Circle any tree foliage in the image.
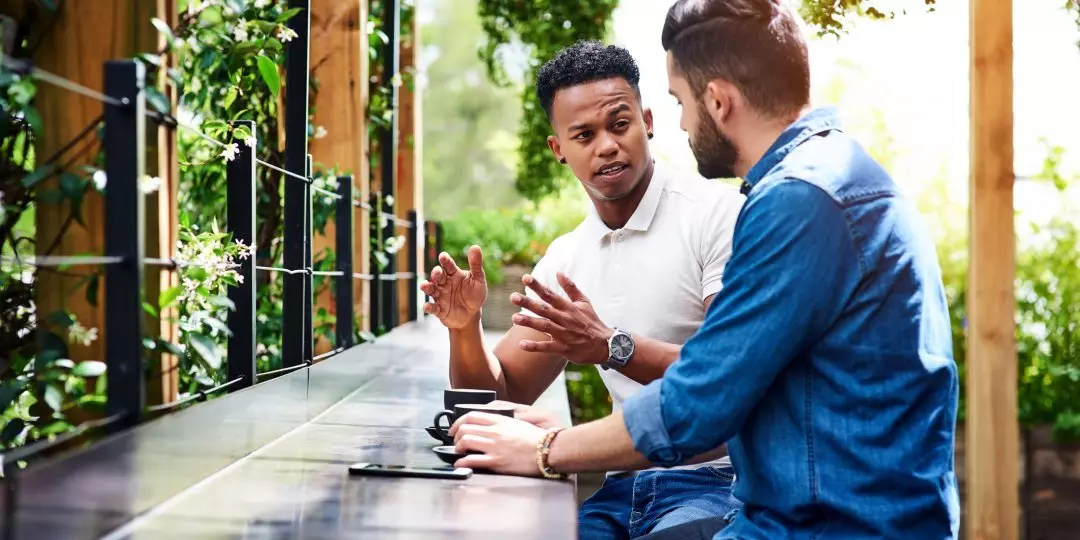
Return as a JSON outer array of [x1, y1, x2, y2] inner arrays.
[[476, 0, 620, 201], [476, 0, 942, 201]]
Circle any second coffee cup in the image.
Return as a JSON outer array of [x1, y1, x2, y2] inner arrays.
[[433, 403, 515, 440]]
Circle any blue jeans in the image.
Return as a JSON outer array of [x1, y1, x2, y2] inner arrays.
[[578, 466, 741, 539]]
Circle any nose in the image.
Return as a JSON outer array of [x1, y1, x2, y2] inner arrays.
[[595, 131, 618, 157]]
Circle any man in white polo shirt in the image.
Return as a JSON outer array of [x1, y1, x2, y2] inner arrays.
[[420, 41, 745, 539]]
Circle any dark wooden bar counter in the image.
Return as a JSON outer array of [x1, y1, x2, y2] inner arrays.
[[0, 318, 576, 539]]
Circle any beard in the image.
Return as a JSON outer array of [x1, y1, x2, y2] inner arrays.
[[688, 106, 739, 179]]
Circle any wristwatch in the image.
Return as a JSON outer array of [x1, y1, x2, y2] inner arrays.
[[602, 328, 635, 370]]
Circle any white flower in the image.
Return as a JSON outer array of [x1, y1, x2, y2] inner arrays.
[[220, 143, 239, 162], [92, 170, 107, 191], [276, 26, 298, 42], [314, 126, 327, 139], [385, 194, 394, 206], [233, 24, 248, 43], [390, 73, 403, 88], [140, 175, 162, 194], [384, 235, 406, 254], [254, 0, 271, 8], [68, 322, 99, 347], [244, 135, 256, 148]]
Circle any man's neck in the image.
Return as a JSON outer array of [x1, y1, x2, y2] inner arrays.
[[735, 106, 811, 179], [591, 159, 655, 230]]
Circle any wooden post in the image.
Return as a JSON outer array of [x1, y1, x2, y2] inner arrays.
[[968, 0, 1018, 538], [147, 0, 180, 405], [31, 1, 157, 366], [395, 13, 421, 324], [309, 0, 370, 346]]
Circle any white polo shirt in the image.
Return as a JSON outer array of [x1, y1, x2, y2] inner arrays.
[[523, 161, 745, 471]]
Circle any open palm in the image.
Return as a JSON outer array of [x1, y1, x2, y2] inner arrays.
[[420, 246, 487, 329]]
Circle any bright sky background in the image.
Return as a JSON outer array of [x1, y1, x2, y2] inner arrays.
[[611, 0, 1080, 214]]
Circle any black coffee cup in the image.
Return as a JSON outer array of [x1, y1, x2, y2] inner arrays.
[[442, 388, 497, 411], [433, 403, 515, 441]]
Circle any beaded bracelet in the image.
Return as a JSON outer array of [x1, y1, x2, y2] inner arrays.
[[536, 427, 567, 479]]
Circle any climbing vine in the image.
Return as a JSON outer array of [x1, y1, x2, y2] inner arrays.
[[476, 0, 620, 201]]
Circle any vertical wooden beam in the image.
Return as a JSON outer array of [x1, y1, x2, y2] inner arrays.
[[147, 0, 180, 406], [309, 0, 369, 348], [33, 0, 157, 365], [395, 13, 420, 324], [968, 0, 1017, 538]]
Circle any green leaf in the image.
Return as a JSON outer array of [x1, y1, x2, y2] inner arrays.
[[202, 317, 233, 337], [256, 56, 280, 97], [0, 419, 27, 445], [0, 379, 28, 412], [150, 18, 174, 43], [73, 361, 107, 378], [160, 285, 183, 308], [85, 274, 100, 307], [157, 339, 184, 357], [46, 311, 74, 328], [208, 296, 236, 311], [234, 40, 262, 56], [143, 301, 159, 317], [44, 384, 63, 412], [77, 394, 106, 413], [22, 165, 54, 188], [277, 8, 304, 23], [187, 333, 222, 371], [23, 106, 42, 136], [202, 119, 229, 135], [59, 172, 86, 198], [53, 358, 75, 370], [145, 87, 170, 114], [223, 86, 238, 110]]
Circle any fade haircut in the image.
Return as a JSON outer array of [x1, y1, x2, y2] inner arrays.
[[535, 40, 642, 122], [661, 0, 810, 119]]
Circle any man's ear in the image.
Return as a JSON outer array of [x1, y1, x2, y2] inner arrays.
[[547, 135, 566, 164], [643, 107, 654, 139], [703, 80, 735, 125]]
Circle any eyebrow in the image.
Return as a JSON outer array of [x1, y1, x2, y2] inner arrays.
[[568, 103, 632, 132]]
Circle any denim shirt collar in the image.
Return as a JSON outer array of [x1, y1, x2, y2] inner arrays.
[[745, 106, 844, 187]]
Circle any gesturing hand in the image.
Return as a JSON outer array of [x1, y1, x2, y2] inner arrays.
[[420, 246, 487, 330], [509, 272, 613, 366]]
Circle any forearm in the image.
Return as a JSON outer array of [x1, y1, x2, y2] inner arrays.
[[448, 313, 509, 398], [613, 334, 681, 385], [545, 411, 723, 474], [546, 412, 652, 473]]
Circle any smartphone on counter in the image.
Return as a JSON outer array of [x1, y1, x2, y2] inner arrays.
[[348, 463, 473, 480]]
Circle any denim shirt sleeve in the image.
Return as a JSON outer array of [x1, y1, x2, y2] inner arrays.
[[622, 178, 862, 466]]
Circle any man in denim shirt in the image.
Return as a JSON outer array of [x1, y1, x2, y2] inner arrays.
[[449, 0, 960, 538]]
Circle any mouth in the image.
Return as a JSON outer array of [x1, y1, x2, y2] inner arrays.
[[594, 162, 630, 181]]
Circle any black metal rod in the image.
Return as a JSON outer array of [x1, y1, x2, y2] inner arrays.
[[282, 0, 311, 368], [407, 209, 418, 322], [369, 191, 383, 333], [336, 175, 355, 348], [312, 347, 344, 363], [304, 154, 314, 361], [145, 377, 245, 414], [227, 120, 256, 390], [104, 60, 145, 430], [380, 0, 400, 330]]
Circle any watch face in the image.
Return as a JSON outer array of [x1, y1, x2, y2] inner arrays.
[[611, 333, 634, 361]]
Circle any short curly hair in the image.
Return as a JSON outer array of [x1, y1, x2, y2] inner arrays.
[[535, 40, 642, 122]]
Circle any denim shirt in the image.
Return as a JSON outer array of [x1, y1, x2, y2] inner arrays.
[[622, 107, 960, 539]]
